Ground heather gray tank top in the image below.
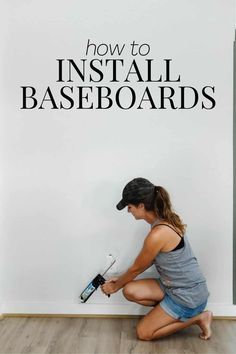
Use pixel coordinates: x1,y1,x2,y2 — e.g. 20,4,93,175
151,219,209,308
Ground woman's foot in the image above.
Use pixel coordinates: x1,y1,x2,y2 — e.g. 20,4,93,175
197,311,213,340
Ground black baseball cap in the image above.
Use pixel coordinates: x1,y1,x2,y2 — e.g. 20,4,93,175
116,177,155,210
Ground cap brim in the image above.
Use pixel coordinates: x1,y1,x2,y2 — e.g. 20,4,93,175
116,199,127,210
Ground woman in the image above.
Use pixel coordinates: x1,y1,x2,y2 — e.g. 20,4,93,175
100,177,213,341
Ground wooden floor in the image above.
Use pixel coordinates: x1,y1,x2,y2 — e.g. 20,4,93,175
0,316,235,354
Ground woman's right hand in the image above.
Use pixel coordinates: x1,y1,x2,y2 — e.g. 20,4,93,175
100,276,120,295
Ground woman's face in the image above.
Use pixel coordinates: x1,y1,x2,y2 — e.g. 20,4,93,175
127,203,144,220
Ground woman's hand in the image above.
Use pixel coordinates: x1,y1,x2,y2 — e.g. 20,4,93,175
100,277,120,296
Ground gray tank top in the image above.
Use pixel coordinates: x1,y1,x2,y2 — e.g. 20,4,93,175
151,219,209,308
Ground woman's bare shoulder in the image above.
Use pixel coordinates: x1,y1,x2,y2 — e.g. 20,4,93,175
150,222,183,238
148,223,184,252
147,224,170,242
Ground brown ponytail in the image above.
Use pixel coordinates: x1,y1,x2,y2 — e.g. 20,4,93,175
154,186,187,235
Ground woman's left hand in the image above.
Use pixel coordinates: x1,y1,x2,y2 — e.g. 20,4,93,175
100,277,119,295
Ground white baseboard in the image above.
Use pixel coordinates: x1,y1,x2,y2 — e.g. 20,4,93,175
1,302,236,317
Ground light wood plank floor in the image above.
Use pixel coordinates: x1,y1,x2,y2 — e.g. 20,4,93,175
0,317,235,354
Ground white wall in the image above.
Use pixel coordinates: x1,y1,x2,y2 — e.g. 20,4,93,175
0,0,235,315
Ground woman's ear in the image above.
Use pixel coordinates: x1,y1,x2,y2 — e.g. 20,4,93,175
138,203,145,209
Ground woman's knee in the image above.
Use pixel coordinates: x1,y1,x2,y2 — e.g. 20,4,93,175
122,278,165,303
122,282,136,300
136,322,153,341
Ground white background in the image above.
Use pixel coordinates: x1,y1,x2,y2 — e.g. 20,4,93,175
0,0,235,315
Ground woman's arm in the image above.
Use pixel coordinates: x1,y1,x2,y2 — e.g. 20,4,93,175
101,229,165,294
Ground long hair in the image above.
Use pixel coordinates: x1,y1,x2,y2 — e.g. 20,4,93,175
141,185,187,235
